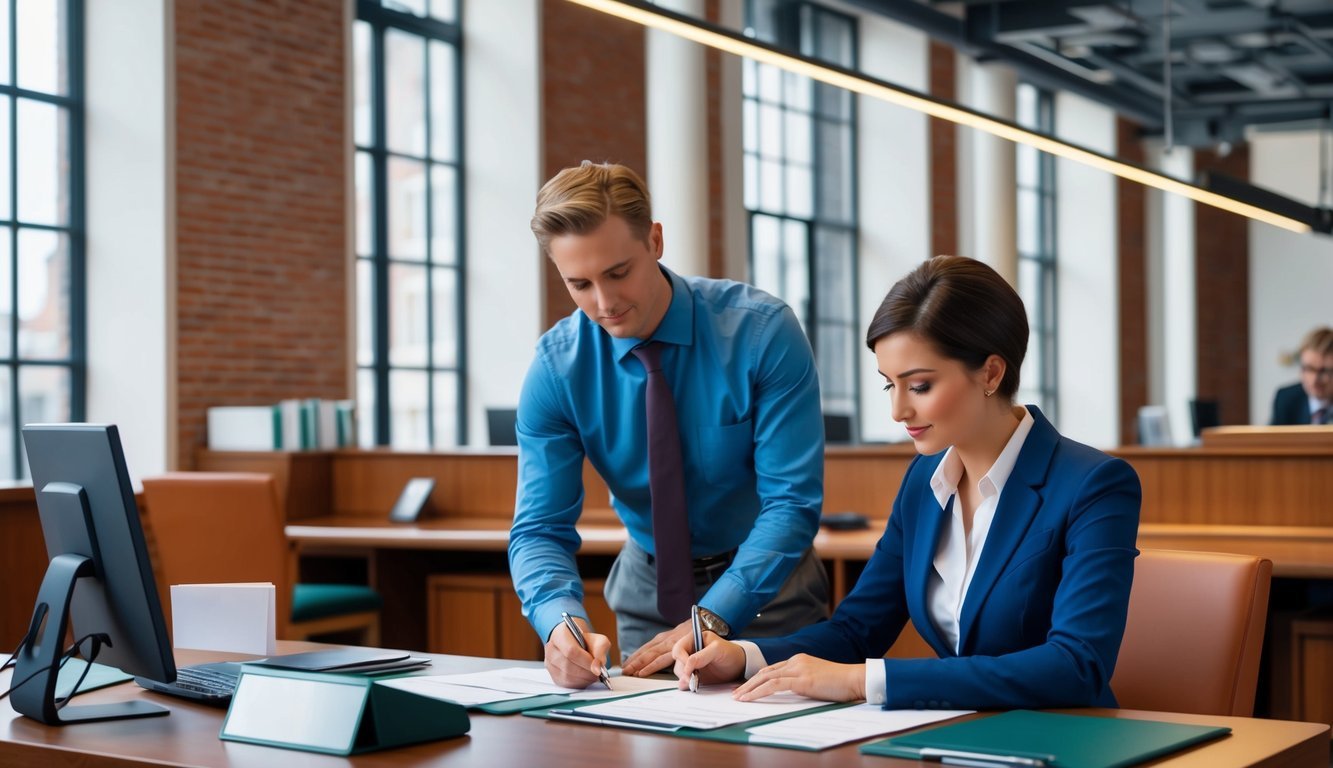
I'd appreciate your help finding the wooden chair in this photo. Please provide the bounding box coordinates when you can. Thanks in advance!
[1112,549,1272,716]
[141,472,380,645]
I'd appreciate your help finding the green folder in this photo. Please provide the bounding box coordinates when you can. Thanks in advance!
[524,694,855,747]
[861,710,1230,768]
[219,666,469,755]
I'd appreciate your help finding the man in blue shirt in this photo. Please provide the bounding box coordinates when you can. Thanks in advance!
[510,162,829,687]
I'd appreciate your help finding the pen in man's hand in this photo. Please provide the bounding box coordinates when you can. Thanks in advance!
[560,611,613,689]
[689,604,702,693]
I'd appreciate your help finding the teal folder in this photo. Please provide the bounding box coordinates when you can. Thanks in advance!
[524,694,855,747]
[219,666,469,756]
[861,710,1230,768]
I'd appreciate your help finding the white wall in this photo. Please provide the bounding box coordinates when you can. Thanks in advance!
[462,0,542,446]
[1249,131,1333,423]
[956,58,1017,284]
[85,0,172,479]
[856,15,930,443]
[1053,92,1118,448]
[647,0,708,277]
[1145,144,1196,445]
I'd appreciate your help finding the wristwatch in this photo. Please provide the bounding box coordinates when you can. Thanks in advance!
[696,607,731,638]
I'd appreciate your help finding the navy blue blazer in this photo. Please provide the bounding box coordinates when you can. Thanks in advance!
[1271,383,1311,426]
[754,406,1140,710]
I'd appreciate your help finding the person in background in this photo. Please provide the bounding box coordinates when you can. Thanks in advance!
[509,161,830,688]
[673,255,1142,710]
[1271,327,1333,425]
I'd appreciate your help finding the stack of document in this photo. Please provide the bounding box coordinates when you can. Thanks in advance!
[377,666,675,707]
[546,686,829,731]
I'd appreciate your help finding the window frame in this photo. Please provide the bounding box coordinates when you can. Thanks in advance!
[743,0,860,430]
[0,0,86,479]
[355,0,466,448]
[1015,81,1058,422]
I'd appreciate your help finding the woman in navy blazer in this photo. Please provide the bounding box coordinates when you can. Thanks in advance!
[673,255,1141,710]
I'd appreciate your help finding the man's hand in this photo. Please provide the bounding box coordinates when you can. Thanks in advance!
[621,619,693,676]
[670,630,745,688]
[731,653,866,702]
[544,616,612,688]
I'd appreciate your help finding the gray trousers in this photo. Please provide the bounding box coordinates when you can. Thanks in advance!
[604,537,831,661]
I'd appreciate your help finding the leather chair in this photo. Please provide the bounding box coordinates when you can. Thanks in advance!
[141,472,381,645]
[1112,549,1272,716]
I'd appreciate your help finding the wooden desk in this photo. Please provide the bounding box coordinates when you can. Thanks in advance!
[286,517,1333,584]
[2,643,1328,767]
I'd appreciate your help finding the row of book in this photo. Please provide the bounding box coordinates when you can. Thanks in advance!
[206,400,356,451]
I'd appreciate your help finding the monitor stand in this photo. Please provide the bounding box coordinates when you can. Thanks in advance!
[11,555,168,725]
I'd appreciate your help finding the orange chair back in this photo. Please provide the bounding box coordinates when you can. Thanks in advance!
[140,472,295,639]
[1112,549,1271,716]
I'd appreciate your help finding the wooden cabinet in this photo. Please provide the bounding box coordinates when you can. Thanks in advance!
[427,575,620,663]
[1288,614,1333,727]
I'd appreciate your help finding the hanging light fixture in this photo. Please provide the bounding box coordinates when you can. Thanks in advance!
[566,0,1314,234]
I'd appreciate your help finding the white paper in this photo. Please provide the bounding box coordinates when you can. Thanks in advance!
[746,703,974,750]
[427,666,676,701]
[374,677,539,706]
[557,685,827,730]
[171,582,276,656]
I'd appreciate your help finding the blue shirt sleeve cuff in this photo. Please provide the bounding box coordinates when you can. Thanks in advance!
[532,599,592,643]
[699,580,758,635]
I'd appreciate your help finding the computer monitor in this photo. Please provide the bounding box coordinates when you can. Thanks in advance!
[486,408,518,447]
[1189,399,1221,438]
[823,413,855,444]
[11,424,175,725]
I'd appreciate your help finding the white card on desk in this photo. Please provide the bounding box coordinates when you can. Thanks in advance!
[170,582,276,655]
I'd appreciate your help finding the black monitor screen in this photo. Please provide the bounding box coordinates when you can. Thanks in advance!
[13,423,175,724]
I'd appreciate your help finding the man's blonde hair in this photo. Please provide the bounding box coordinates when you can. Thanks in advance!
[1301,327,1333,357]
[530,161,653,255]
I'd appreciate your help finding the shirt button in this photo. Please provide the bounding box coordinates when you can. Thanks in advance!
[914,700,925,709]
[928,700,939,708]
[941,701,952,708]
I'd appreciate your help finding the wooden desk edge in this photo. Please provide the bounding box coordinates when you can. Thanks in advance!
[286,519,1333,577]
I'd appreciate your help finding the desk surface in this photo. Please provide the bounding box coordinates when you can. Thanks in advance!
[286,517,1333,578]
[2,643,1327,768]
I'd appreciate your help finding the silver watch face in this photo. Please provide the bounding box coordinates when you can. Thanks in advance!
[701,610,729,635]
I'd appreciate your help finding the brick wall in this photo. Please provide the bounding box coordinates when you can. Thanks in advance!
[928,41,957,259]
[174,0,349,468]
[704,0,725,279]
[539,0,647,331]
[1117,117,1148,445]
[1194,145,1252,426]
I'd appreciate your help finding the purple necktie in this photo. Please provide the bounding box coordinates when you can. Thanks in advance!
[632,342,693,624]
[1315,407,1329,426]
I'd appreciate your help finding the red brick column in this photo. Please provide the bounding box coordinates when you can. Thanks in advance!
[173,0,349,468]
[928,41,957,259]
[539,0,648,330]
[1194,145,1252,426]
[1116,117,1148,446]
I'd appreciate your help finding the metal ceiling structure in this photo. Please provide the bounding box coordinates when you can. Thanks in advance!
[843,0,1333,148]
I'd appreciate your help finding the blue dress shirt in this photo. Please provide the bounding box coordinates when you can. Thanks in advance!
[509,267,824,641]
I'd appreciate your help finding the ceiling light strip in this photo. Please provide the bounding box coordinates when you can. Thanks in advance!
[567,0,1312,234]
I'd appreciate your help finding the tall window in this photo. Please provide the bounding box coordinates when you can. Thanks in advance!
[1015,83,1057,420]
[743,0,859,432]
[354,1,464,448]
[0,0,83,479]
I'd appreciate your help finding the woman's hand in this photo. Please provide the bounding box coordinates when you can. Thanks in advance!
[671,630,746,688]
[732,654,866,702]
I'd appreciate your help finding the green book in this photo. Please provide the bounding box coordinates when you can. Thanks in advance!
[861,710,1230,768]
